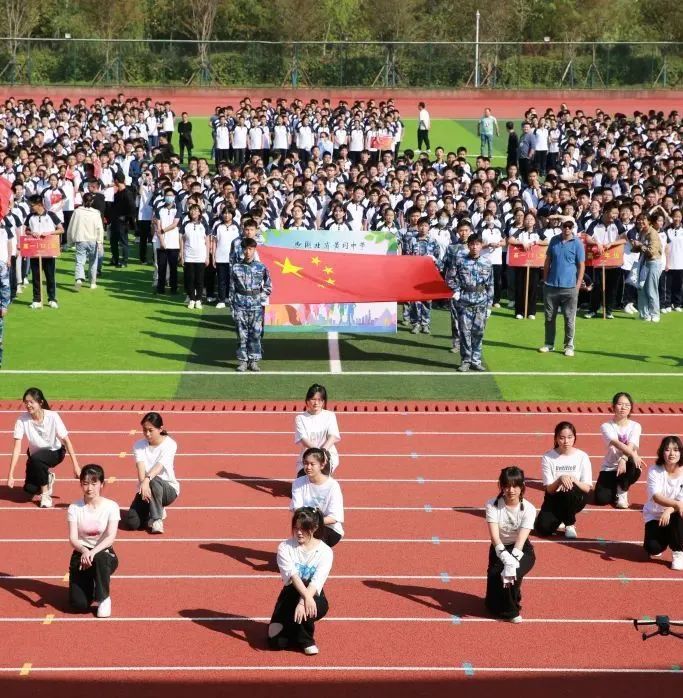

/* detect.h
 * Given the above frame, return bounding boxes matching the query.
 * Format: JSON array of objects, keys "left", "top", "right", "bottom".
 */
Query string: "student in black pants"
[
  {"left": 485, "top": 467, "right": 537, "bottom": 624},
  {"left": 535, "top": 421, "right": 593, "bottom": 538},
  {"left": 269, "top": 508, "right": 333, "bottom": 656}
]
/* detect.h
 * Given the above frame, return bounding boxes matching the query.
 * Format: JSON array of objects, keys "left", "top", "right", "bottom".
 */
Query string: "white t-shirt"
[
  {"left": 541, "top": 448, "right": 593, "bottom": 486},
  {"left": 667, "top": 227, "right": 683, "bottom": 270},
  {"left": 213, "top": 222, "right": 240, "bottom": 264},
  {"left": 181, "top": 221, "right": 208, "bottom": 263},
  {"left": 642, "top": 466, "right": 683, "bottom": 523},
  {"left": 67, "top": 497, "right": 120, "bottom": 549},
  {"left": 481, "top": 227, "right": 503, "bottom": 265},
  {"left": 13, "top": 411, "right": 68, "bottom": 455},
  {"left": 294, "top": 410, "right": 341, "bottom": 473},
  {"left": 291, "top": 476, "right": 344, "bottom": 536},
  {"left": 276, "top": 538, "right": 333, "bottom": 592},
  {"left": 485, "top": 497, "right": 537, "bottom": 545},
  {"left": 600, "top": 420, "right": 641, "bottom": 471},
  {"left": 133, "top": 436, "right": 180, "bottom": 494}
]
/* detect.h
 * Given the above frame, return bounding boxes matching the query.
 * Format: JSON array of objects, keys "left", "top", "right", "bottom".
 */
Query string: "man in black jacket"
[
  {"left": 178, "top": 112, "right": 193, "bottom": 164},
  {"left": 109, "top": 175, "right": 136, "bottom": 267}
]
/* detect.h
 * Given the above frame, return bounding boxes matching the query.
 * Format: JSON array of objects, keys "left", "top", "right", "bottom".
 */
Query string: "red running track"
[{"left": 0, "top": 402, "right": 681, "bottom": 697}]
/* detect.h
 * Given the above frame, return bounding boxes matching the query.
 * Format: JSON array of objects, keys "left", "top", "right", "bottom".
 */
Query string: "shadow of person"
[
  {"left": 363, "top": 579, "right": 487, "bottom": 618},
  {"left": 0, "top": 572, "right": 73, "bottom": 613},
  {"left": 200, "top": 543, "right": 278, "bottom": 572},
  {"left": 0, "top": 485, "right": 34, "bottom": 504},
  {"left": 556, "top": 539, "right": 649, "bottom": 563},
  {"left": 178, "top": 609, "right": 266, "bottom": 650},
  {"left": 217, "top": 471, "right": 291, "bottom": 499}
]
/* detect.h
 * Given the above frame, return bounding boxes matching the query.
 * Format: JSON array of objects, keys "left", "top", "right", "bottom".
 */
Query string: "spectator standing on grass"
[
  {"left": 594, "top": 392, "right": 645, "bottom": 510},
  {"left": 25, "top": 195, "right": 63, "bottom": 309},
  {"left": 667, "top": 208, "right": 683, "bottom": 311},
  {"left": 154, "top": 188, "right": 181, "bottom": 295},
  {"left": 268, "top": 507, "right": 332, "bottom": 656},
  {"left": 67, "top": 464, "right": 119, "bottom": 618},
  {"left": 177, "top": 112, "right": 193, "bottom": 164},
  {"left": 506, "top": 122, "right": 519, "bottom": 169},
  {"left": 535, "top": 422, "right": 593, "bottom": 539},
  {"left": 643, "top": 436, "right": 683, "bottom": 570},
  {"left": 66, "top": 192, "right": 104, "bottom": 290},
  {"left": 478, "top": 107, "right": 499, "bottom": 160},
  {"left": 295, "top": 384, "right": 341, "bottom": 477},
  {"left": 124, "top": 412, "right": 179, "bottom": 535},
  {"left": 517, "top": 122, "right": 535, "bottom": 184},
  {"left": 509, "top": 212, "right": 545, "bottom": 320},
  {"left": 417, "top": 102, "right": 430, "bottom": 152},
  {"left": 539, "top": 219, "right": 585, "bottom": 357},
  {"left": 408, "top": 217, "right": 442, "bottom": 335},
  {"left": 181, "top": 204, "right": 209, "bottom": 310},
  {"left": 631, "top": 212, "right": 662, "bottom": 322},
  {"left": 485, "top": 466, "right": 536, "bottom": 624},
  {"left": 109, "top": 175, "right": 136, "bottom": 269}
]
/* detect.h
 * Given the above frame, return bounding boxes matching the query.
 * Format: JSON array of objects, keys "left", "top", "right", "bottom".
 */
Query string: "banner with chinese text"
[
  {"left": 507, "top": 244, "right": 546, "bottom": 268},
  {"left": 19, "top": 235, "right": 61, "bottom": 258},
  {"left": 584, "top": 244, "right": 624, "bottom": 268}
]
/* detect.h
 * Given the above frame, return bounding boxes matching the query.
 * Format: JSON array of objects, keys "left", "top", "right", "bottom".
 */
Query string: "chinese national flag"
[{"left": 258, "top": 246, "right": 452, "bottom": 304}]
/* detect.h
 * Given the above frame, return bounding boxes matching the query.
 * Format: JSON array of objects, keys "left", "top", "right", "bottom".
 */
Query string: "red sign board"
[
  {"left": 584, "top": 244, "right": 624, "bottom": 268},
  {"left": 507, "top": 244, "right": 547, "bottom": 268},
  {"left": 370, "top": 135, "right": 394, "bottom": 151},
  {"left": 19, "top": 235, "right": 61, "bottom": 259}
]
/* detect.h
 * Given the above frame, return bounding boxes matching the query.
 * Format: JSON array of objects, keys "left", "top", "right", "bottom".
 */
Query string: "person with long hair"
[
  {"left": 291, "top": 448, "right": 344, "bottom": 548},
  {"left": 485, "top": 466, "right": 537, "bottom": 623},
  {"left": 535, "top": 421, "right": 593, "bottom": 538},
  {"left": 643, "top": 436, "right": 683, "bottom": 570},
  {"left": 594, "top": 392, "right": 645, "bottom": 509},
  {"left": 268, "top": 507, "right": 333, "bottom": 655},
  {"left": 294, "top": 384, "right": 341, "bottom": 476},
  {"left": 7, "top": 388, "right": 80, "bottom": 508},
  {"left": 67, "top": 464, "right": 120, "bottom": 618},
  {"left": 124, "top": 412, "right": 179, "bottom": 534}
]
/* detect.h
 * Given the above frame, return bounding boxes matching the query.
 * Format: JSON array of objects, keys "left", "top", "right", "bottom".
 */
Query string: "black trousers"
[
  {"left": 110, "top": 215, "right": 129, "bottom": 265},
  {"left": 594, "top": 460, "right": 641, "bottom": 505},
  {"left": 23, "top": 446, "right": 65, "bottom": 494},
  {"left": 417, "top": 129, "right": 430, "bottom": 151},
  {"left": 9, "top": 255, "right": 17, "bottom": 298},
  {"left": 216, "top": 262, "right": 230, "bottom": 302},
  {"left": 232, "top": 148, "right": 246, "bottom": 166},
  {"left": 535, "top": 484, "right": 589, "bottom": 535},
  {"left": 156, "top": 248, "right": 179, "bottom": 293},
  {"left": 179, "top": 138, "right": 193, "bottom": 163},
  {"left": 268, "top": 584, "right": 329, "bottom": 650},
  {"left": 590, "top": 267, "right": 620, "bottom": 314},
  {"left": 514, "top": 267, "right": 540, "bottom": 317},
  {"left": 31, "top": 257, "right": 57, "bottom": 303},
  {"left": 492, "top": 264, "right": 502, "bottom": 304},
  {"left": 137, "top": 220, "right": 152, "bottom": 263},
  {"left": 215, "top": 148, "right": 230, "bottom": 166},
  {"left": 519, "top": 157, "right": 531, "bottom": 183},
  {"left": 644, "top": 514, "right": 683, "bottom": 555},
  {"left": 69, "top": 548, "right": 118, "bottom": 609},
  {"left": 659, "top": 269, "right": 671, "bottom": 308},
  {"left": 670, "top": 269, "right": 683, "bottom": 308},
  {"left": 485, "top": 540, "right": 535, "bottom": 620},
  {"left": 183, "top": 262, "right": 205, "bottom": 301}
]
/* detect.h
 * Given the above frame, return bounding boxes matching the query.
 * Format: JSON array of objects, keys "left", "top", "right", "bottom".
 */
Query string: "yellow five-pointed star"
[
  {"left": 275, "top": 257, "right": 304, "bottom": 278},
  {"left": 323, "top": 266, "right": 334, "bottom": 275},
  {"left": 325, "top": 277, "right": 335, "bottom": 285},
  {"left": 311, "top": 256, "right": 321, "bottom": 266}
]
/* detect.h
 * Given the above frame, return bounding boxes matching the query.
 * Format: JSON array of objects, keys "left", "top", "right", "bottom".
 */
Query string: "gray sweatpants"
[{"left": 543, "top": 285, "right": 578, "bottom": 349}]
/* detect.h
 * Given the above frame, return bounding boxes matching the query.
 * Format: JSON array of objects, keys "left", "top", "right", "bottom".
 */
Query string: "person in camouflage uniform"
[
  {"left": 408, "top": 217, "right": 442, "bottom": 334},
  {"left": 447, "top": 233, "right": 494, "bottom": 372},
  {"left": 442, "top": 219, "right": 472, "bottom": 353},
  {"left": 229, "top": 238, "right": 272, "bottom": 372},
  {"left": 399, "top": 206, "right": 421, "bottom": 325},
  {"left": 0, "top": 260, "right": 9, "bottom": 368}
]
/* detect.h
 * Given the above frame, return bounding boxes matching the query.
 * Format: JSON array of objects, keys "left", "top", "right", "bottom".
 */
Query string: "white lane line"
[
  {"left": 0, "top": 452, "right": 656, "bottom": 458},
  {"left": 327, "top": 331, "right": 342, "bottom": 374},
  {"left": 33, "top": 430, "right": 674, "bottom": 437}
]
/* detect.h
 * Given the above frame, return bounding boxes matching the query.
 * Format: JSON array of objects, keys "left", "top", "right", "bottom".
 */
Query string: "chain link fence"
[{"left": 0, "top": 39, "right": 680, "bottom": 88}]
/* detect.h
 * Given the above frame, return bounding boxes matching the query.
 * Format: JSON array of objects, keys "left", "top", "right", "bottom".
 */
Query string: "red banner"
[
  {"left": 370, "top": 135, "right": 394, "bottom": 151},
  {"left": 584, "top": 244, "right": 624, "bottom": 268},
  {"left": 507, "top": 244, "right": 547, "bottom": 268},
  {"left": 19, "top": 235, "right": 61, "bottom": 259}
]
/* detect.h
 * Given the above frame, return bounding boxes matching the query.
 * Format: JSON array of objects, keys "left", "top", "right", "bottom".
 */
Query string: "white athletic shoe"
[
  {"left": 303, "top": 645, "right": 319, "bottom": 655},
  {"left": 528, "top": 314, "right": 535, "bottom": 320},
  {"left": 507, "top": 615, "right": 523, "bottom": 624},
  {"left": 150, "top": 519, "right": 164, "bottom": 534},
  {"left": 188, "top": 300, "right": 196, "bottom": 309},
  {"left": 216, "top": 302, "right": 226, "bottom": 309},
  {"left": 90, "top": 283, "right": 97, "bottom": 289},
  {"left": 75, "top": 279, "right": 82, "bottom": 289},
  {"left": 623, "top": 303, "right": 636, "bottom": 315},
  {"left": 39, "top": 493, "right": 53, "bottom": 508},
  {"left": 195, "top": 300, "right": 202, "bottom": 309},
  {"left": 564, "top": 525, "right": 577, "bottom": 539},
  {"left": 672, "top": 551, "right": 683, "bottom": 571},
  {"left": 96, "top": 597, "right": 112, "bottom": 618},
  {"left": 538, "top": 345, "right": 553, "bottom": 353},
  {"left": 30, "top": 301, "right": 43, "bottom": 309},
  {"left": 515, "top": 314, "right": 523, "bottom": 320},
  {"left": 48, "top": 300, "right": 59, "bottom": 309},
  {"left": 564, "top": 347, "right": 575, "bottom": 357},
  {"left": 651, "top": 316, "right": 661, "bottom": 323},
  {"left": 615, "top": 489, "right": 629, "bottom": 509},
  {"left": 47, "top": 472, "right": 55, "bottom": 496}
]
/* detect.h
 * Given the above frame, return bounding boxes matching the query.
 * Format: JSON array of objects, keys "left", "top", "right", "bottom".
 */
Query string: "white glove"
[
  {"left": 499, "top": 550, "right": 519, "bottom": 569},
  {"left": 511, "top": 548, "right": 524, "bottom": 562},
  {"left": 502, "top": 563, "right": 518, "bottom": 579}
]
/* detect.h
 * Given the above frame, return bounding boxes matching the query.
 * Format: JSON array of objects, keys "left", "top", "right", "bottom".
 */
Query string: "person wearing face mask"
[
  {"left": 429, "top": 211, "right": 453, "bottom": 259},
  {"left": 153, "top": 188, "right": 181, "bottom": 295}
]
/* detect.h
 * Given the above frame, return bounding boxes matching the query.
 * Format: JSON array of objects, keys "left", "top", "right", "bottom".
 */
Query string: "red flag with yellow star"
[{"left": 258, "top": 246, "right": 452, "bottom": 304}]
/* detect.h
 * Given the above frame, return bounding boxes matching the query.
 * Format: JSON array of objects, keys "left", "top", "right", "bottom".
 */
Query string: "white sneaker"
[
  {"left": 557, "top": 523, "right": 566, "bottom": 532},
  {"left": 515, "top": 314, "right": 523, "bottom": 320},
  {"left": 672, "top": 551, "right": 683, "bottom": 571},
  {"left": 188, "top": 300, "right": 196, "bottom": 309},
  {"left": 564, "top": 525, "right": 577, "bottom": 538},
  {"left": 162, "top": 508, "right": 167, "bottom": 521},
  {"left": 564, "top": 347, "right": 575, "bottom": 357},
  {"left": 206, "top": 297, "right": 216, "bottom": 303},
  {"left": 97, "top": 597, "right": 112, "bottom": 618},
  {"left": 651, "top": 315, "right": 660, "bottom": 323},
  {"left": 493, "top": 302, "right": 501, "bottom": 308},
  {"left": 195, "top": 300, "right": 202, "bottom": 309},
  {"left": 674, "top": 307, "right": 683, "bottom": 313},
  {"left": 623, "top": 303, "right": 636, "bottom": 315},
  {"left": 538, "top": 345, "right": 553, "bottom": 353},
  {"left": 150, "top": 519, "right": 164, "bottom": 534},
  {"left": 528, "top": 314, "right": 535, "bottom": 320},
  {"left": 90, "top": 283, "right": 97, "bottom": 289},
  {"left": 584, "top": 311, "right": 596, "bottom": 319},
  {"left": 507, "top": 615, "right": 523, "bottom": 624},
  {"left": 75, "top": 279, "right": 82, "bottom": 288},
  {"left": 30, "top": 301, "right": 43, "bottom": 309},
  {"left": 643, "top": 316, "right": 652, "bottom": 322},
  {"left": 39, "top": 493, "right": 53, "bottom": 508},
  {"left": 303, "top": 645, "right": 319, "bottom": 655},
  {"left": 47, "top": 472, "right": 55, "bottom": 496},
  {"left": 216, "top": 302, "right": 226, "bottom": 309},
  {"left": 48, "top": 300, "right": 58, "bottom": 309},
  {"left": 615, "top": 489, "right": 629, "bottom": 509}
]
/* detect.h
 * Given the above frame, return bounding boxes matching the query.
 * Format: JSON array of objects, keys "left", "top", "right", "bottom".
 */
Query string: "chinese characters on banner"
[
  {"left": 19, "top": 235, "right": 61, "bottom": 258},
  {"left": 507, "top": 244, "right": 547, "bottom": 268},
  {"left": 584, "top": 244, "right": 624, "bottom": 268}
]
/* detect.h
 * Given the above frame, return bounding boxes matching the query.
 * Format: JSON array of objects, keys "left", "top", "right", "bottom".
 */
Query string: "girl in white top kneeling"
[
  {"left": 294, "top": 384, "right": 341, "bottom": 477},
  {"left": 643, "top": 436, "right": 683, "bottom": 571},
  {"left": 124, "top": 412, "right": 179, "bottom": 534},
  {"left": 485, "top": 466, "right": 537, "bottom": 623},
  {"left": 291, "top": 448, "right": 344, "bottom": 547},
  {"left": 269, "top": 507, "right": 333, "bottom": 656},
  {"left": 67, "top": 464, "right": 120, "bottom": 618}
]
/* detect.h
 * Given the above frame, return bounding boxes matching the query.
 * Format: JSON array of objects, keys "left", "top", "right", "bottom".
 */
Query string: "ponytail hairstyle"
[
  {"left": 79, "top": 463, "right": 105, "bottom": 484},
  {"left": 553, "top": 421, "right": 576, "bottom": 449},
  {"left": 496, "top": 466, "right": 526, "bottom": 511},
  {"left": 291, "top": 506, "right": 325, "bottom": 540},
  {"left": 140, "top": 411, "right": 168, "bottom": 436},
  {"left": 302, "top": 447, "right": 331, "bottom": 476},
  {"left": 23, "top": 387, "right": 50, "bottom": 410},
  {"left": 305, "top": 383, "right": 328, "bottom": 409},
  {"left": 611, "top": 391, "right": 634, "bottom": 417}
]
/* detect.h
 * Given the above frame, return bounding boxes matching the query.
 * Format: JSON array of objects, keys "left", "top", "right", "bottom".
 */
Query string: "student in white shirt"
[
  {"left": 180, "top": 204, "right": 209, "bottom": 309},
  {"left": 643, "top": 436, "right": 683, "bottom": 570},
  {"left": 535, "top": 421, "right": 593, "bottom": 538},
  {"left": 67, "top": 464, "right": 119, "bottom": 618},
  {"left": 294, "top": 384, "right": 341, "bottom": 476},
  {"left": 667, "top": 208, "right": 683, "bottom": 311},
  {"left": 212, "top": 207, "right": 239, "bottom": 308},
  {"left": 154, "top": 190, "right": 181, "bottom": 295},
  {"left": 124, "top": 412, "right": 179, "bottom": 534},
  {"left": 8, "top": 387, "right": 80, "bottom": 508},
  {"left": 594, "top": 392, "right": 645, "bottom": 509},
  {"left": 485, "top": 466, "right": 537, "bottom": 623},
  {"left": 291, "top": 448, "right": 344, "bottom": 547},
  {"left": 268, "top": 507, "right": 333, "bottom": 655}
]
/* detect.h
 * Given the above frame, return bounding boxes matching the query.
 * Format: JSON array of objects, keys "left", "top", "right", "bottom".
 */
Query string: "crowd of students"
[{"left": 5, "top": 385, "right": 682, "bottom": 647}]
